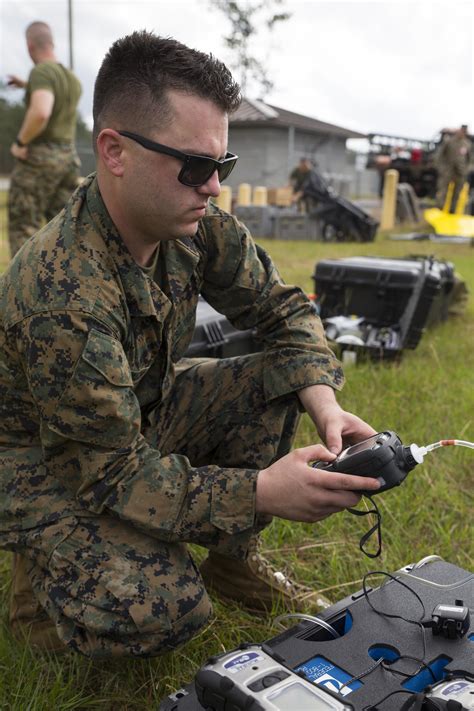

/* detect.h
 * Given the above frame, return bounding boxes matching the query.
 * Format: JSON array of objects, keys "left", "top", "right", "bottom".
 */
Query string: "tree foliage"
[{"left": 209, "top": 0, "right": 291, "bottom": 97}]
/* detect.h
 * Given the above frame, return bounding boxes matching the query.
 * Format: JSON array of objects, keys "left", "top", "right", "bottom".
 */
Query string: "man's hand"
[
  {"left": 10, "top": 142, "right": 28, "bottom": 161},
  {"left": 256, "top": 444, "right": 380, "bottom": 523},
  {"left": 298, "top": 383, "right": 377, "bottom": 454},
  {"left": 7, "top": 75, "right": 26, "bottom": 89}
]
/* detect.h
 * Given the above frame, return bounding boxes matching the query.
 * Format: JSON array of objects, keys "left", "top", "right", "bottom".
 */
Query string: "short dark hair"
[{"left": 92, "top": 31, "right": 241, "bottom": 145}]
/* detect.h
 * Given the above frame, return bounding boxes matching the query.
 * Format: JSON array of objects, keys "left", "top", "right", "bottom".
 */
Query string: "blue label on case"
[{"left": 295, "top": 655, "right": 362, "bottom": 696}]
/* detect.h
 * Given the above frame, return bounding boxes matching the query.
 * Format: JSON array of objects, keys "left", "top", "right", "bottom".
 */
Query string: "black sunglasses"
[{"left": 118, "top": 130, "right": 238, "bottom": 187}]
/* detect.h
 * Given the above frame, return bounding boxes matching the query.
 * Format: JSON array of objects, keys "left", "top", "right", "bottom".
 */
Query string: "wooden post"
[
  {"left": 214, "top": 185, "right": 232, "bottom": 213},
  {"left": 237, "top": 183, "right": 251, "bottom": 206},
  {"left": 253, "top": 186, "right": 268, "bottom": 206},
  {"left": 380, "top": 169, "right": 399, "bottom": 230}
]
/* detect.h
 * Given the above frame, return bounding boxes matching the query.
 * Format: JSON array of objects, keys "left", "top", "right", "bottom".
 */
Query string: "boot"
[
  {"left": 9, "top": 553, "right": 66, "bottom": 652},
  {"left": 200, "top": 538, "right": 331, "bottom": 614}
]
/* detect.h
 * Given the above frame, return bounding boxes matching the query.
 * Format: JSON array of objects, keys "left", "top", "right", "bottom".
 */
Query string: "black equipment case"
[
  {"left": 313, "top": 255, "right": 457, "bottom": 359},
  {"left": 186, "top": 297, "right": 258, "bottom": 359},
  {"left": 159, "top": 557, "right": 474, "bottom": 711}
]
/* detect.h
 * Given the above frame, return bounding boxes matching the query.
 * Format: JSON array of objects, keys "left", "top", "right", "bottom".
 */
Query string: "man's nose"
[{"left": 197, "top": 169, "right": 221, "bottom": 198}]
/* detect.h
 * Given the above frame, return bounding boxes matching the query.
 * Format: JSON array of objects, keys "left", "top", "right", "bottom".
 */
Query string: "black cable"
[
  {"left": 362, "top": 571, "right": 427, "bottom": 622},
  {"left": 347, "top": 495, "right": 382, "bottom": 558},
  {"left": 382, "top": 653, "right": 437, "bottom": 683},
  {"left": 362, "top": 572, "right": 429, "bottom": 663},
  {"left": 338, "top": 656, "right": 385, "bottom": 693},
  {"left": 355, "top": 570, "right": 441, "bottom": 710}
]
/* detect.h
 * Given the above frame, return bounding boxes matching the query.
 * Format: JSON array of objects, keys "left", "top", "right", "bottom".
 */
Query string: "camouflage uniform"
[
  {"left": 8, "top": 60, "right": 82, "bottom": 257},
  {"left": 0, "top": 175, "right": 343, "bottom": 657},
  {"left": 435, "top": 134, "right": 472, "bottom": 211},
  {"left": 8, "top": 143, "right": 81, "bottom": 257}
]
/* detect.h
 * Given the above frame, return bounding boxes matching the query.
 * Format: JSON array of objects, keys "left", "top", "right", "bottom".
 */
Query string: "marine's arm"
[
  {"left": 200, "top": 212, "right": 344, "bottom": 402},
  {"left": 14, "top": 310, "right": 260, "bottom": 552},
  {"left": 200, "top": 210, "right": 376, "bottom": 451},
  {"left": 11, "top": 89, "right": 55, "bottom": 160}
]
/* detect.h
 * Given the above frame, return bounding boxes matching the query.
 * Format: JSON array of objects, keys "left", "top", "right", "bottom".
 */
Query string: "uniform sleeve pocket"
[
  {"left": 81, "top": 329, "right": 133, "bottom": 387},
  {"left": 48, "top": 329, "right": 138, "bottom": 447}
]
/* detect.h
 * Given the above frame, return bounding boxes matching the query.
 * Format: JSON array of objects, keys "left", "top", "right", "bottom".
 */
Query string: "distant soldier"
[
  {"left": 435, "top": 125, "right": 471, "bottom": 211},
  {"left": 7, "top": 21, "right": 82, "bottom": 257},
  {"left": 289, "top": 157, "right": 313, "bottom": 212}
]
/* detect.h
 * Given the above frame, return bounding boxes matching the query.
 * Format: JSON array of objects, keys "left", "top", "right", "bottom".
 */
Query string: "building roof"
[{"left": 230, "top": 97, "right": 366, "bottom": 139}]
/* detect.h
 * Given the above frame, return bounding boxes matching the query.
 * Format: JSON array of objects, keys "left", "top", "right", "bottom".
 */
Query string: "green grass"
[{"left": 0, "top": 196, "right": 473, "bottom": 708}]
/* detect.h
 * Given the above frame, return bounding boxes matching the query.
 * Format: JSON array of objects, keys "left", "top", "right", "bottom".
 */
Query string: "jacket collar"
[{"left": 84, "top": 175, "right": 201, "bottom": 319}]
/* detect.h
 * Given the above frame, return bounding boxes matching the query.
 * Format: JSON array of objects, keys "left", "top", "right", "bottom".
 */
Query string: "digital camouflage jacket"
[{"left": 0, "top": 175, "right": 343, "bottom": 546}]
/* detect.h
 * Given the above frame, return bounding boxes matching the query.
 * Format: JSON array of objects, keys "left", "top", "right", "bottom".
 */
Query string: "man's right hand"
[
  {"left": 256, "top": 444, "right": 380, "bottom": 523},
  {"left": 7, "top": 75, "right": 26, "bottom": 89}
]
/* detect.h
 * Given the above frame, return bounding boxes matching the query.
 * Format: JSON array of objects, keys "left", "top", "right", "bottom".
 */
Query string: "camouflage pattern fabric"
[
  {"left": 7, "top": 143, "right": 80, "bottom": 257},
  {"left": 435, "top": 135, "right": 471, "bottom": 210},
  {"left": 0, "top": 173, "right": 343, "bottom": 656},
  {"left": 15, "top": 355, "right": 300, "bottom": 656}
]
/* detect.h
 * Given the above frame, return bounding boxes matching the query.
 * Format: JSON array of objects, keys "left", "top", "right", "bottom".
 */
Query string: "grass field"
[{"left": 0, "top": 193, "right": 473, "bottom": 709}]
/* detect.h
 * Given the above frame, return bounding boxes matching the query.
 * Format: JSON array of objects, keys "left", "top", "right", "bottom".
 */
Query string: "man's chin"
[{"left": 178, "top": 219, "right": 200, "bottom": 239}]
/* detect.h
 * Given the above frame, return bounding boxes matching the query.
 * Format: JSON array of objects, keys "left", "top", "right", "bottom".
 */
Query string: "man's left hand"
[{"left": 298, "top": 383, "right": 376, "bottom": 454}]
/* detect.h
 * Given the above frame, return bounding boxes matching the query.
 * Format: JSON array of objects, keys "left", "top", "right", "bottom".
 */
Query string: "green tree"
[{"left": 209, "top": 0, "right": 291, "bottom": 97}]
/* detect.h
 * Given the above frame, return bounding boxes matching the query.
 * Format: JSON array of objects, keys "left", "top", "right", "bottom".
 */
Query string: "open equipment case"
[
  {"left": 313, "top": 255, "right": 460, "bottom": 360},
  {"left": 159, "top": 557, "right": 474, "bottom": 711},
  {"left": 185, "top": 297, "right": 259, "bottom": 359}
]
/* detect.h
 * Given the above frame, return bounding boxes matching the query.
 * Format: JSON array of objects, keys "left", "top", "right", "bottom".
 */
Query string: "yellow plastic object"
[
  {"left": 423, "top": 208, "right": 474, "bottom": 237},
  {"left": 424, "top": 180, "right": 474, "bottom": 236},
  {"left": 442, "top": 182, "right": 455, "bottom": 213},
  {"left": 455, "top": 183, "right": 469, "bottom": 215}
]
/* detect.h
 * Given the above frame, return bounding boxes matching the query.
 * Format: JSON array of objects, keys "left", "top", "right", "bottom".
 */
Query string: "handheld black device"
[{"left": 312, "top": 430, "right": 420, "bottom": 494}]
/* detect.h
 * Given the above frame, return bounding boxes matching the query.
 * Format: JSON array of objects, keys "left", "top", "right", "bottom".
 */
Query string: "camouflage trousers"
[
  {"left": 13, "top": 354, "right": 301, "bottom": 658},
  {"left": 7, "top": 143, "right": 81, "bottom": 258}
]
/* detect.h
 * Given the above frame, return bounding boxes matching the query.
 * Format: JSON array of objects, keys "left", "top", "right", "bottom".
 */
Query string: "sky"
[{"left": 1, "top": 0, "right": 473, "bottom": 150}]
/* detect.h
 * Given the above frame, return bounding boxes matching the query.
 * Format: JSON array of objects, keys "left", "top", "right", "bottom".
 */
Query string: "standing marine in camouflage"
[
  {"left": 435, "top": 125, "right": 472, "bottom": 211},
  {"left": 7, "top": 21, "right": 82, "bottom": 257},
  {"left": 289, "top": 157, "right": 313, "bottom": 212},
  {"left": 0, "top": 31, "right": 380, "bottom": 658}
]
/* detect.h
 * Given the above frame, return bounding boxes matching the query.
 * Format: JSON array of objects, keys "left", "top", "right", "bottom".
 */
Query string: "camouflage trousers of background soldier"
[
  {"left": 7, "top": 143, "right": 81, "bottom": 258},
  {"left": 9, "top": 354, "right": 301, "bottom": 658}
]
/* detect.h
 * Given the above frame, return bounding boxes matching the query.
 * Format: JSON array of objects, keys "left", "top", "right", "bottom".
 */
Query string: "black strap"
[{"left": 347, "top": 495, "right": 382, "bottom": 558}]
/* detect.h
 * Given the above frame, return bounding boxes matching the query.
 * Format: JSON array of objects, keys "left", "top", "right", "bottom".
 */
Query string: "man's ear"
[{"left": 96, "top": 129, "right": 126, "bottom": 177}]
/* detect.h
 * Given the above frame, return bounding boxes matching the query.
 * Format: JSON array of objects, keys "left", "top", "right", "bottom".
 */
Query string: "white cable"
[
  {"left": 397, "top": 570, "right": 474, "bottom": 590},
  {"left": 412, "top": 555, "right": 444, "bottom": 569},
  {"left": 415, "top": 438, "right": 474, "bottom": 459},
  {"left": 272, "top": 613, "right": 341, "bottom": 638},
  {"left": 382, "top": 556, "right": 473, "bottom": 591}
]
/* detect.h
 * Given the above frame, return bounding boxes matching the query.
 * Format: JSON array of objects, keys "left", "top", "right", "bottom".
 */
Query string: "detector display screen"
[
  {"left": 267, "top": 681, "right": 344, "bottom": 710},
  {"left": 337, "top": 434, "right": 382, "bottom": 461}
]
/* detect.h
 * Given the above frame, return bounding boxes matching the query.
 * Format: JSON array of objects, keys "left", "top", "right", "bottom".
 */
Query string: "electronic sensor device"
[
  {"left": 312, "top": 431, "right": 474, "bottom": 495},
  {"left": 425, "top": 677, "right": 474, "bottom": 709},
  {"left": 312, "top": 431, "right": 419, "bottom": 494},
  {"left": 195, "top": 645, "right": 353, "bottom": 711}
]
